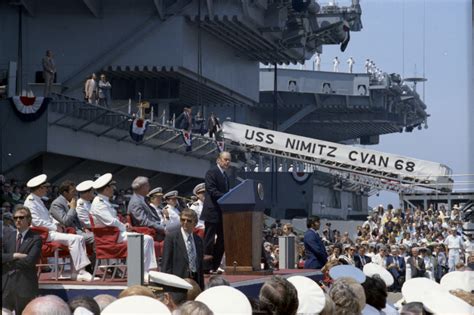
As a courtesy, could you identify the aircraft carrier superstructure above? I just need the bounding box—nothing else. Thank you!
[1,0,430,219]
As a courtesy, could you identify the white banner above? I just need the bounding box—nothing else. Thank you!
[222,122,451,181]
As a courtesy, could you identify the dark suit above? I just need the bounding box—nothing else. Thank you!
[162,229,204,289]
[2,229,42,314]
[303,229,328,269]
[354,254,372,270]
[407,256,426,278]
[200,166,229,271]
[386,255,406,290]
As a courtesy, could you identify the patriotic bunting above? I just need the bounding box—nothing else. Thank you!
[130,118,149,142]
[9,96,50,122]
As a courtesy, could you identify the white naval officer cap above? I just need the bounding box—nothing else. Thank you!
[102,295,170,314]
[329,265,366,284]
[147,271,192,294]
[147,187,163,197]
[196,286,252,315]
[287,275,325,314]
[362,262,394,287]
[92,173,115,190]
[193,183,205,196]
[76,180,94,192]
[163,190,178,200]
[26,174,50,188]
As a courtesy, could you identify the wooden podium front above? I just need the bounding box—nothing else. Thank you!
[218,180,272,275]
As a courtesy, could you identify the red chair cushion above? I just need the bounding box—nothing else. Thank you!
[91,227,128,259]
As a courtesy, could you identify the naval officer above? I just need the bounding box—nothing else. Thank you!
[163,191,182,232]
[75,180,95,228]
[23,174,95,281]
[89,173,157,280]
[189,183,205,230]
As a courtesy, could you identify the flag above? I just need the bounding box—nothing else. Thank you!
[130,118,149,142]
[9,96,50,122]
[182,130,192,152]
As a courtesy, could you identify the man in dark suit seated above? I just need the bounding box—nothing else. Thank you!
[386,245,406,291]
[2,205,42,315]
[354,244,372,270]
[162,208,204,289]
[127,176,166,239]
[200,151,231,274]
[407,247,425,278]
[303,215,328,269]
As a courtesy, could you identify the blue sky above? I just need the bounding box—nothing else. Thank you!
[311,0,471,207]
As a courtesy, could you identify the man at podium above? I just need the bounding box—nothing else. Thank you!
[200,151,231,273]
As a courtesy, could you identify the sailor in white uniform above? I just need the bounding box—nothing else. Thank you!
[314,53,321,71]
[89,173,157,278]
[347,57,355,73]
[162,191,182,232]
[333,56,340,72]
[189,183,206,230]
[75,180,95,228]
[24,174,95,281]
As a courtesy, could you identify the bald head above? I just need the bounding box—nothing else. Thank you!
[23,295,71,315]
[93,294,117,312]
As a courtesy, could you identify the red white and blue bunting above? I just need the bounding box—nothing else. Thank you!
[292,170,310,184]
[129,118,149,142]
[9,96,50,122]
[181,130,192,152]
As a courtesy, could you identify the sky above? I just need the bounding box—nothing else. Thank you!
[305,0,472,207]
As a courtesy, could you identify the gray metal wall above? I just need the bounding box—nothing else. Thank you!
[0,1,259,102]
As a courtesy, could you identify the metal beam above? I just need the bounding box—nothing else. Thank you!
[96,117,130,137]
[153,134,181,149]
[278,104,317,131]
[153,0,165,19]
[206,0,214,16]
[82,0,102,18]
[74,109,110,131]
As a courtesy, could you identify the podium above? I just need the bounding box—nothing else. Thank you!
[218,179,271,275]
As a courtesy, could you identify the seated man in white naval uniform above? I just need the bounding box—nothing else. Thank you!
[23,174,96,281]
[162,191,182,232]
[89,173,157,280]
[75,180,95,229]
[189,183,205,231]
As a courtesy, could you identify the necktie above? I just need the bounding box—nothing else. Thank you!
[361,256,366,266]
[223,172,229,191]
[187,234,197,273]
[16,233,23,252]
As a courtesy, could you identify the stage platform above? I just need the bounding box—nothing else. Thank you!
[39,269,323,301]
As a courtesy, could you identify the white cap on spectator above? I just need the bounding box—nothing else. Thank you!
[196,286,252,315]
[402,278,442,303]
[148,271,192,293]
[287,276,325,314]
[330,265,366,284]
[440,270,474,292]
[363,263,394,287]
[76,180,94,192]
[102,296,170,314]
[73,307,93,315]
[92,173,114,190]
[193,183,205,196]
[27,174,49,188]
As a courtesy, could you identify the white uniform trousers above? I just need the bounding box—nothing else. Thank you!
[448,249,460,272]
[122,233,157,272]
[47,231,91,271]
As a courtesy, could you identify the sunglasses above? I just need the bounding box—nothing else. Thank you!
[14,216,27,220]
